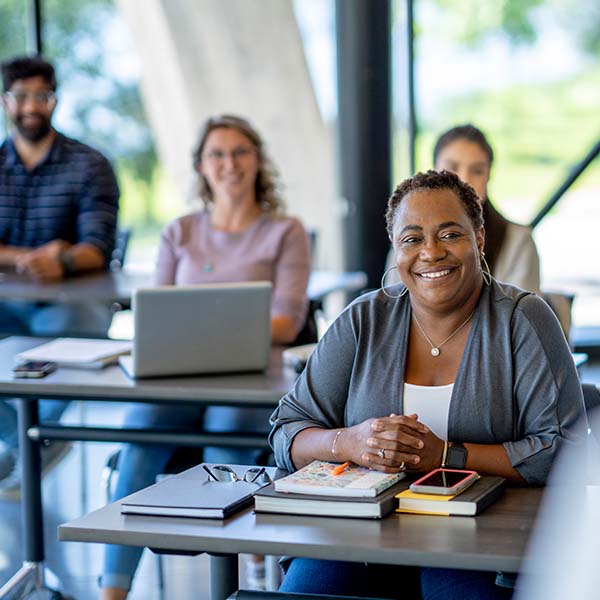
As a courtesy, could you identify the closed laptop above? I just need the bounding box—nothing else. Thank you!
[120,281,272,378]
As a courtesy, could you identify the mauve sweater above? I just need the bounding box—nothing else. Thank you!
[154,210,310,333]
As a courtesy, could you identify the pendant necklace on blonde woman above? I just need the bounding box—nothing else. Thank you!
[412,309,475,357]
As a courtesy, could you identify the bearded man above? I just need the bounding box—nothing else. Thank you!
[0,55,119,495]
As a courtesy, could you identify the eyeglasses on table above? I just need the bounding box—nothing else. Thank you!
[202,464,272,485]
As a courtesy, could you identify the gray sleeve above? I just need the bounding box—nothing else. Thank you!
[269,304,359,472]
[503,294,585,484]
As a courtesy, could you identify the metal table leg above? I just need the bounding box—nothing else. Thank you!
[209,554,239,600]
[0,399,67,599]
[18,398,44,564]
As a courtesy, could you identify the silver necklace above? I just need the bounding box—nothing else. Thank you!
[412,309,475,357]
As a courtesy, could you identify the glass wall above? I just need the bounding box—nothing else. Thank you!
[0,0,28,137]
[394,0,600,329]
[0,0,169,270]
[41,0,168,270]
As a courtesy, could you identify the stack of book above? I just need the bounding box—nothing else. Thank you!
[254,460,407,519]
[395,476,506,516]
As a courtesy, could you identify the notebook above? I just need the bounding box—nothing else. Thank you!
[119,281,272,378]
[121,463,277,519]
[274,460,405,498]
[254,480,408,519]
[16,338,132,369]
[396,476,506,516]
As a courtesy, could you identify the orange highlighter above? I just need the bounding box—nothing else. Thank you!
[332,461,351,476]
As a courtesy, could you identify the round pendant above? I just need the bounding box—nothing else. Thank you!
[431,347,440,357]
[203,263,213,272]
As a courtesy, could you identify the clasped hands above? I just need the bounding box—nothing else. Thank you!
[14,240,70,282]
[342,414,444,474]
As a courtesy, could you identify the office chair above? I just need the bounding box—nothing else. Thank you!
[541,291,574,345]
[109,228,131,272]
[582,383,600,442]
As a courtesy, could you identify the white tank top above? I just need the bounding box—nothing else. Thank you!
[403,382,453,441]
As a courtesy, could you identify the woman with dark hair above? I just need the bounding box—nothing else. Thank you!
[433,124,539,293]
[271,170,583,599]
[100,115,311,600]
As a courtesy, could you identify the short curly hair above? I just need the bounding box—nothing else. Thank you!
[385,170,483,240]
[192,114,284,214]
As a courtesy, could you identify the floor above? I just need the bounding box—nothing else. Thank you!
[1,359,598,600]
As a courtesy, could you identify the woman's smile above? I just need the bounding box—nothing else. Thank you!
[414,266,458,281]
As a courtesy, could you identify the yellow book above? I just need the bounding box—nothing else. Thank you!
[396,477,506,516]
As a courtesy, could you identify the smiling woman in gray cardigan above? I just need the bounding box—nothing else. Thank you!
[270,170,584,600]
[270,279,583,485]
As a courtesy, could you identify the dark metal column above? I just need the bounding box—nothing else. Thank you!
[336,0,392,289]
[530,138,600,228]
[406,0,417,175]
[27,0,43,55]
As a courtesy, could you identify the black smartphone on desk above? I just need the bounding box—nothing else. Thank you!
[13,361,57,378]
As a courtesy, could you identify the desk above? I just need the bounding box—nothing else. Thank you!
[58,480,542,600]
[0,336,295,597]
[0,269,367,305]
[0,269,149,305]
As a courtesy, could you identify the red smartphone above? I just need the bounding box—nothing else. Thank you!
[409,468,479,496]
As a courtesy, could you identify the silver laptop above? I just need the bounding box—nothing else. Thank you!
[119,282,272,378]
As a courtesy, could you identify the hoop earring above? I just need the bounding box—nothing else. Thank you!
[380,265,408,299]
[480,252,492,286]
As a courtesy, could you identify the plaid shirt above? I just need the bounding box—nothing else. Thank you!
[0,132,119,264]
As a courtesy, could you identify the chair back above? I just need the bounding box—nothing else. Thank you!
[110,228,131,271]
[583,383,600,415]
[541,291,574,344]
[292,299,321,345]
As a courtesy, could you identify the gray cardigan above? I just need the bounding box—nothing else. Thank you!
[269,280,585,484]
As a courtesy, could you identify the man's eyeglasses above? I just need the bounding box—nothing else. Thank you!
[202,147,255,163]
[203,464,272,485]
[3,91,56,107]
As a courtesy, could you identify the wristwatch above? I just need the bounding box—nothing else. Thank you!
[445,442,468,469]
[59,249,76,277]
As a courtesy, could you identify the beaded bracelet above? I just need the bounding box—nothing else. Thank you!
[331,428,344,457]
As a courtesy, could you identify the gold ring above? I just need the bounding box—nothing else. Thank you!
[377,448,385,460]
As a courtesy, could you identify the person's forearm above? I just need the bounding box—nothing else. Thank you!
[0,244,31,265]
[271,315,298,345]
[464,443,525,482]
[66,243,106,273]
[290,427,342,470]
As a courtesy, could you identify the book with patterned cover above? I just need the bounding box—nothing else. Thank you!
[274,460,405,498]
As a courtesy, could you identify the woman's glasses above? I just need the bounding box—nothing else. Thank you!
[202,147,255,163]
[203,464,272,486]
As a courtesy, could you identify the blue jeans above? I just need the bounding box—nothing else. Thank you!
[0,300,112,449]
[101,403,273,590]
[280,559,514,600]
